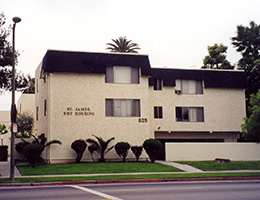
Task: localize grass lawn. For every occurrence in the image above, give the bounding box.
[17,162,183,176]
[1,172,260,184]
[176,161,260,171]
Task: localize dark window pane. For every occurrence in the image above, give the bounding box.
[44,99,47,116]
[182,107,189,121]
[197,107,204,122]
[131,67,139,84]
[176,107,182,121]
[154,79,162,90]
[105,67,114,83]
[132,99,140,117]
[105,99,113,116]
[196,81,203,94]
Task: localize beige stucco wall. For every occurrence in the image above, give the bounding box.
[35,62,50,160]
[36,71,151,163]
[35,63,246,162]
[0,111,11,148]
[17,94,35,116]
[150,82,246,140]
[166,143,260,161]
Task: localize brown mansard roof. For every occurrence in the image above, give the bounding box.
[41,50,246,89]
[42,50,152,76]
[149,68,247,89]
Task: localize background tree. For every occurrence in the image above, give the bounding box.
[106,36,140,53]
[231,21,260,105]
[241,90,260,142]
[16,112,34,138]
[0,12,29,92]
[0,123,8,145]
[86,135,115,162]
[201,44,234,69]
[23,76,35,94]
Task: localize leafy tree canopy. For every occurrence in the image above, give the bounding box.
[241,90,260,142]
[16,112,34,138]
[0,12,29,92]
[106,36,140,53]
[201,43,234,69]
[231,21,260,98]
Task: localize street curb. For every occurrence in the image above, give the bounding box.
[1,176,260,187]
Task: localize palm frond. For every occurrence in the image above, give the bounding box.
[44,140,62,148]
[106,137,115,145]
[105,145,114,154]
[106,36,141,53]
[86,138,99,147]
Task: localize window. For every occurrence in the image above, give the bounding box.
[105,66,139,84]
[36,106,39,121]
[176,107,204,122]
[44,99,47,116]
[36,78,39,92]
[106,99,140,117]
[154,106,163,119]
[179,80,203,94]
[154,78,162,90]
[44,73,47,83]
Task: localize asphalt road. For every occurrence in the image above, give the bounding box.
[1,180,260,200]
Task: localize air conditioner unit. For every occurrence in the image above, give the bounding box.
[175,90,182,94]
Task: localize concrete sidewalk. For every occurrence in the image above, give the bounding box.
[0,161,22,178]
[155,160,204,172]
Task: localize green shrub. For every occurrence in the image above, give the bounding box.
[23,144,44,168]
[115,142,130,162]
[71,139,87,163]
[88,144,99,162]
[15,141,30,160]
[131,146,143,162]
[143,139,163,163]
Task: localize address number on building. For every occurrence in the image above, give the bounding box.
[138,118,148,123]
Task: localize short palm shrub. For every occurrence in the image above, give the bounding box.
[71,139,87,163]
[115,142,130,162]
[86,135,115,162]
[143,138,163,163]
[16,133,61,167]
[131,145,143,162]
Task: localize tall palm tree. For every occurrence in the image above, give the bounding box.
[106,36,140,53]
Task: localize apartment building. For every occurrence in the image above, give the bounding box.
[33,50,246,163]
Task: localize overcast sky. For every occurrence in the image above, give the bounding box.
[1,0,260,110]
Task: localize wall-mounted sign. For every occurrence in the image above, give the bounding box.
[63,107,95,116]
